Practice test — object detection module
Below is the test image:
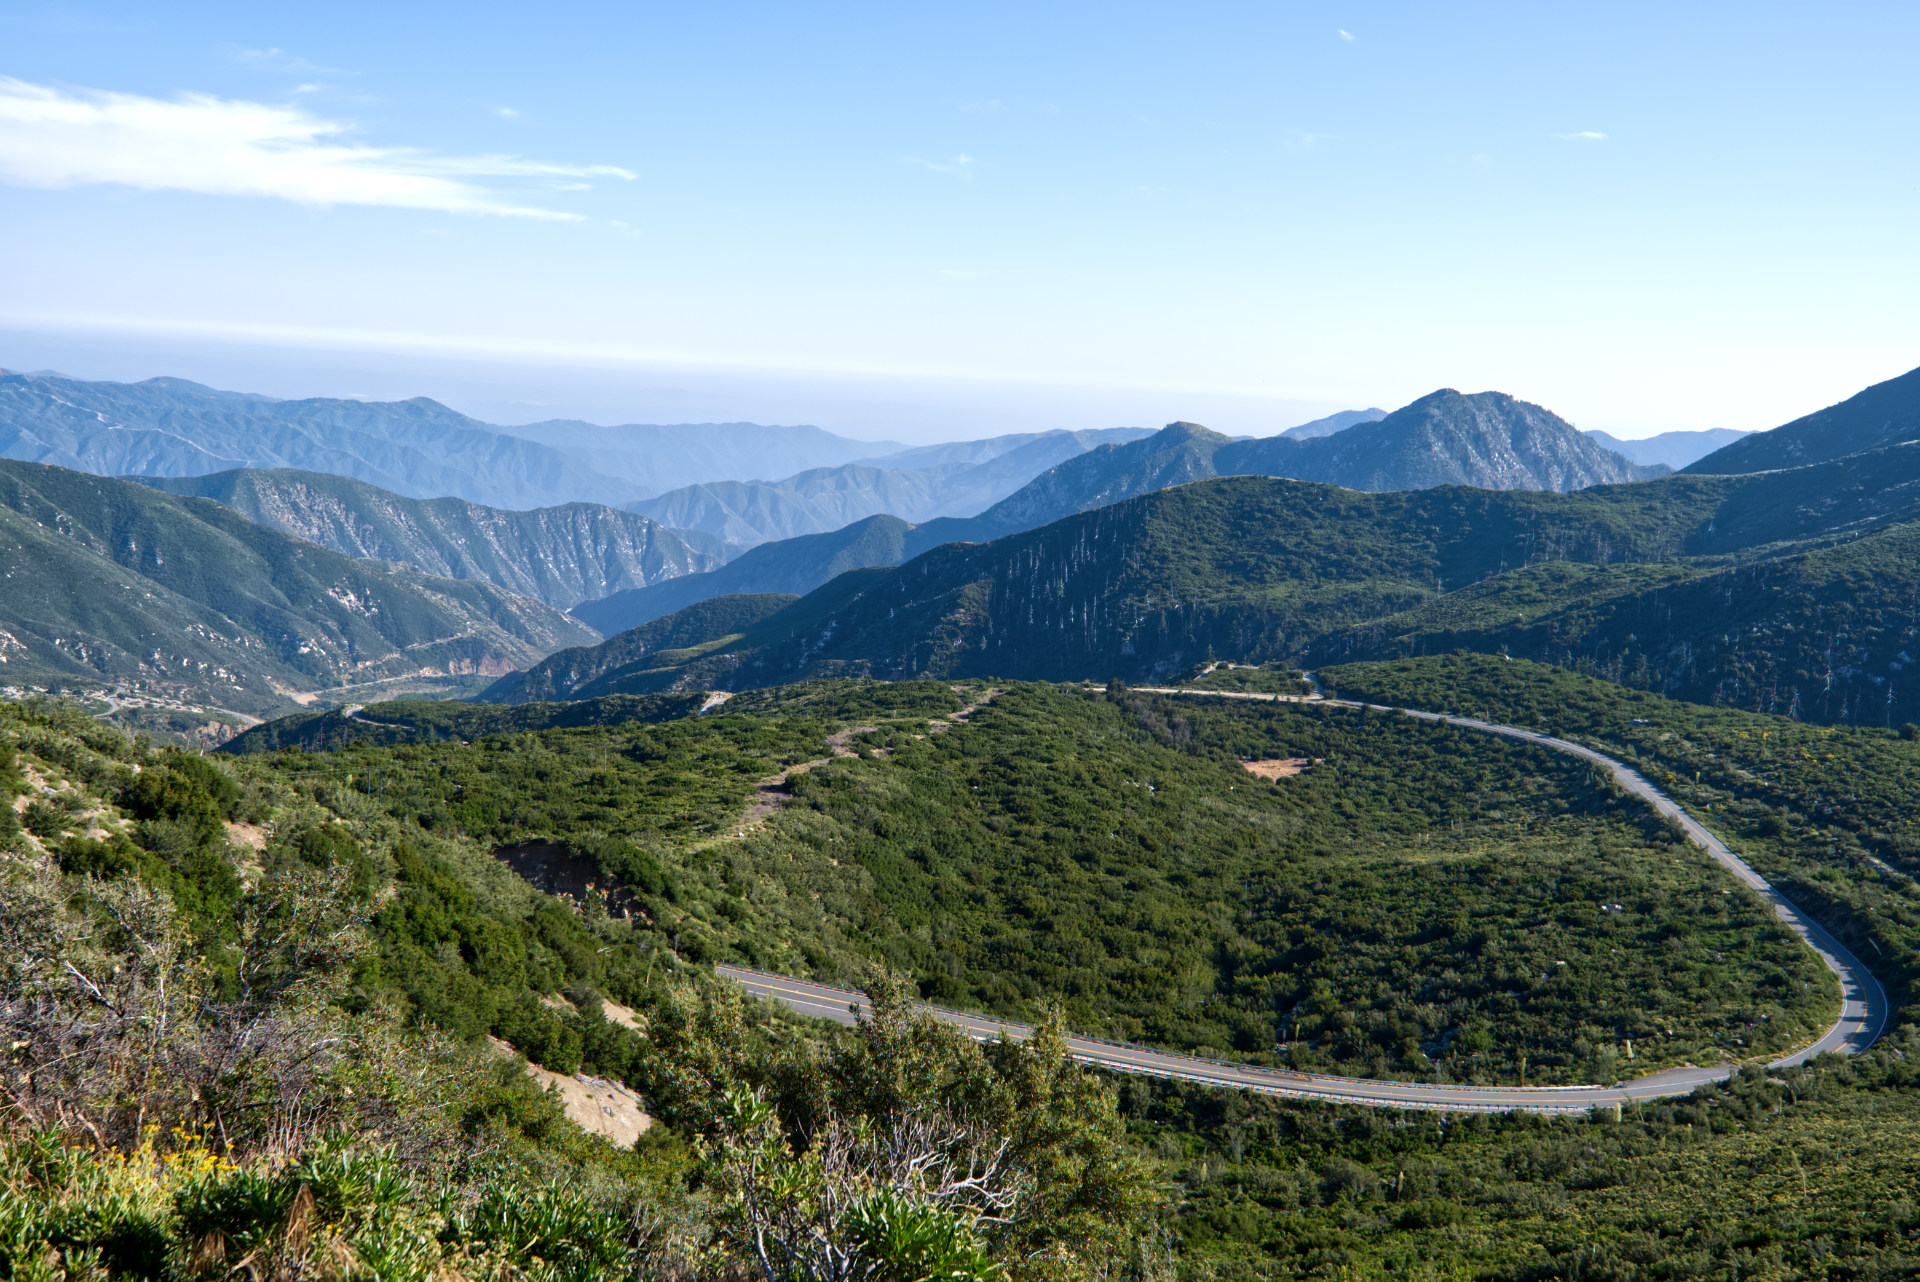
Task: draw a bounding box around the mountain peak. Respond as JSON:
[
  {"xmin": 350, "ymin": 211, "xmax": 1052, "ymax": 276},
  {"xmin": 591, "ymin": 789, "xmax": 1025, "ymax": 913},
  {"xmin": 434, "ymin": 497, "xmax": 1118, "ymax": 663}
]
[{"xmin": 1152, "ymin": 420, "xmax": 1228, "ymax": 443}]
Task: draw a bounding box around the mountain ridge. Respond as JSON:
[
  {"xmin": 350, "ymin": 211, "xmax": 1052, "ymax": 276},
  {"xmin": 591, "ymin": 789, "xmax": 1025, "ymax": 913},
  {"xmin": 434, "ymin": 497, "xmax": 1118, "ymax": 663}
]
[
  {"xmin": 0, "ymin": 370, "xmax": 903, "ymax": 509},
  {"xmin": 1685, "ymin": 363, "xmax": 1920, "ymax": 474},
  {"xmin": 494, "ymin": 442, "xmax": 1920, "ymax": 714},
  {"xmin": 131, "ymin": 467, "xmax": 722, "ymax": 609},
  {"xmin": 0, "ymin": 459, "xmax": 597, "ymax": 716}
]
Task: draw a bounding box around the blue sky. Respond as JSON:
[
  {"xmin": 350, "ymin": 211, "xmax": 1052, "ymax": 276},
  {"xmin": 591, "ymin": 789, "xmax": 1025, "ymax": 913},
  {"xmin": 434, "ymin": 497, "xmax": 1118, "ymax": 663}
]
[{"xmin": 1, "ymin": 1, "xmax": 1916, "ymax": 441}]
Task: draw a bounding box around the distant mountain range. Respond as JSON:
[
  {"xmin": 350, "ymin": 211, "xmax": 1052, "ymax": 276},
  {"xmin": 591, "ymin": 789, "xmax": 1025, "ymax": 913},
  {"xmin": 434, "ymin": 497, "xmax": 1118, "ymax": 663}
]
[
  {"xmin": 0, "ymin": 460, "xmax": 596, "ymax": 715},
  {"xmin": 1583, "ymin": 427, "xmax": 1750, "ymax": 469},
  {"xmin": 132, "ymin": 468, "xmax": 723, "ymax": 610},
  {"xmin": 0, "ymin": 370, "xmax": 897, "ymax": 509},
  {"xmin": 1279, "ymin": 408, "xmax": 1389, "ymax": 439},
  {"xmin": 24, "ymin": 355, "xmax": 1920, "ymax": 731},
  {"xmin": 624, "ymin": 428, "xmax": 1152, "ymax": 548},
  {"xmin": 570, "ymin": 389, "xmax": 1664, "ymax": 625}
]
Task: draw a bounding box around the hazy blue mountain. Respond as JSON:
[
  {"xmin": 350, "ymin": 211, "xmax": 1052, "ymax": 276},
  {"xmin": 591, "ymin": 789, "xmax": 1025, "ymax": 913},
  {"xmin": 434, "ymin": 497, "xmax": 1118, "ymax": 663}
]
[
  {"xmin": 0, "ymin": 460, "xmax": 597, "ymax": 714},
  {"xmin": 501, "ymin": 418, "xmax": 903, "ymax": 496},
  {"xmin": 0, "ymin": 371, "xmax": 622, "ymax": 508},
  {"xmin": 903, "ymin": 421, "xmax": 1230, "ymax": 556},
  {"xmin": 625, "ymin": 427, "xmax": 1154, "ymax": 547},
  {"xmin": 626, "ymin": 467, "xmax": 948, "ymax": 547},
  {"xmin": 0, "ymin": 369, "xmax": 905, "ymax": 509},
  {"xmin": 1584, "ymin": 427, "xmax": 1750, "ymax": 469},
  {"xmin": 1686, "ymin": 363, "xmax": 1920, "ymax": 474},
  {"xmin": 570, "ymin": 514, "xmax": 910, "ymax": 636},
  {"xmin": 1218, "ymin": 390, "xmax": 1662, "ymax": 493},
  {"xmin": 1278, "ymin": 407, "xmax": 1389, "ymax": 439},
  {"xmin": 132, "ymin": 468, "xmax": 722, "ymax": 609},
  {"xmin": 857, "ymin": 426, "xmax": 1152, "ymax": 470},
  {"xmin": 898, "ymin": 391, "xmax": 1654, "ymax": 560}
]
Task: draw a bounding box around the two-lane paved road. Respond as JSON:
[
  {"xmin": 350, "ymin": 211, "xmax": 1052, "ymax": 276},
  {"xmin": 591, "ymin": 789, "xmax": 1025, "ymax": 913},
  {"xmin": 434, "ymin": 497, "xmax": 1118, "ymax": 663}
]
[{"xmin": 722, "ymin": 685, "xmax": 1886, "ymax": 1112}]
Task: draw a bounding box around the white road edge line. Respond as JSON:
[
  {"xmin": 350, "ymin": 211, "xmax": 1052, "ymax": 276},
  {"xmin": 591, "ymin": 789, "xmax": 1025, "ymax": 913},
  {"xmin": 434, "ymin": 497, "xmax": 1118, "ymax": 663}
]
[{"xmin": 717, "ymin": 683, "xmax": 1888, "ymax": 1113}]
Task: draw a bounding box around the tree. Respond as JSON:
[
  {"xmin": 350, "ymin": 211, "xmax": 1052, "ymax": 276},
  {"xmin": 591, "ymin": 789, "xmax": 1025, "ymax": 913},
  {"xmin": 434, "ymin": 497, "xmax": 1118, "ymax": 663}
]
[{"xmin": 647, "ymin": 971, "xmax": 1155, "ymax": 1282}]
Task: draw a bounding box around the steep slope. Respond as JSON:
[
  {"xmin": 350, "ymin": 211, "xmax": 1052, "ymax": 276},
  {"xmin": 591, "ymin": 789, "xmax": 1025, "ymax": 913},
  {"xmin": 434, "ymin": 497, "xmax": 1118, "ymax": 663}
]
[
  {"xmin": 1313, "ymin": 515, "xmax": 1920, "ymax": 725},
  {"xmin": 1584, "ymin": 427, "xmax": 1750, "ymax": 469},
  {"xmin": 903, "ymin": 421, "xmax": 1233, "ymax": 556},
  {"xmin": 628, "ymin": 427, "xmax": 1151, "ymax": 547},
  {"xmin": 0, "ymin": 460, "xmax": 597, "ymax": 714},
  {"xmin": 1278, "ymin": 407, "xmax": 1389, "ymax": 439},
  {"xmin": 1686, "ymin": 364, "xmax": 1920, "ymax": 474},
  {"xmin": 1218, "ymin": 390, "xmax": 1660, "ymax": 492},
  {"xmin": 132, "ymin": 468, "xmax": 720, "ymax": 609},
  {"xmin": 570, "ymin": 515, "xmax": 910, "ymax": 635},
  {"xmin": 483, "ymin": 593, "xmax": 797, "ymax": 703}
]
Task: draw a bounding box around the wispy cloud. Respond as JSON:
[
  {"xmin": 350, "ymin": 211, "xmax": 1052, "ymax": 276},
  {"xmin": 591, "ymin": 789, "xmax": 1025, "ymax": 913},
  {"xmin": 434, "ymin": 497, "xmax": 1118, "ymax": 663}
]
[
  {"xmin": 495, "ymin": 106, "xmax": 521, "ymax": 119},
  {"xmin": 230, "ymin": 47, "xmax": 342, "ymax": 76},
  {"xmin": 1337, "ymin": 29, "xmax": 1355, "ymax": 41},
  {"xmin": 900, "ymin": 153, "xmax": 976, "ymax": 179},
  {"xmin": 1558, "ymin": 130, "xmax": 1607, "ymax": 141},
  {"xmin": 0, "ymin": 75, "xmax": 634, "ymax": 219}
]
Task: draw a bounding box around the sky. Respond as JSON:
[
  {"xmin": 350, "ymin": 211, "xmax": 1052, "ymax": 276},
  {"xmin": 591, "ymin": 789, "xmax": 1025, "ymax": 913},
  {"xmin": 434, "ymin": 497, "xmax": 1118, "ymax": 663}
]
[{"xmin": 0, "ymin": 1, "xmax": 1916, "ymax": 443}]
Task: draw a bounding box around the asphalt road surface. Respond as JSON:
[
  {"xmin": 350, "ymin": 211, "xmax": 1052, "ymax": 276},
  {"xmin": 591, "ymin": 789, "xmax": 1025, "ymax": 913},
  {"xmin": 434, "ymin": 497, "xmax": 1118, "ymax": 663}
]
[{"xmin": 719, "ymin": 685, "xmax": 1886, "ymax": 1113}]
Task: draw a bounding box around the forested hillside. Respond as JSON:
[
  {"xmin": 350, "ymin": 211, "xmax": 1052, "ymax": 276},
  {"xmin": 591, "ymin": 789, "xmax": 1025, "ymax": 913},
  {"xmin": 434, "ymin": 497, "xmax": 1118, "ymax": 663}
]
[
  {"xmin": 503, "ymin": 454, "xmax": 1920, "ymax": 714},
  {"xmin": 12, "ymin": 656, "xmax": 1920, "ymax": 1276},
  {"xmin": 0, "ymin": 460, "xmax": 597, "ymax": 718},
  {"xmin": 1315, "ymin": 517, "xmax": 1920, "ymax": 724}
]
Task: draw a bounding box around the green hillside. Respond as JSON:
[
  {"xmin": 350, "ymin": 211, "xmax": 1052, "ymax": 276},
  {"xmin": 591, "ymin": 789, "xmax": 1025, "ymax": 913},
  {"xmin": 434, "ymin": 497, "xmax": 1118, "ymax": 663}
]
[
  {"xmin": 0, "ymin": 460, "xmax": 597, "ymax": 719},
  {"xmin": 1316, "ymin": 517, "xmax": 1920, "ymax": 724},
  {"xmin": 16, "ymin": 658, "xmax": 1920, "ymax": 1277},
  {"xmin": 523, "ymin": 453, "xmax": 1920, "ymax": 714}
]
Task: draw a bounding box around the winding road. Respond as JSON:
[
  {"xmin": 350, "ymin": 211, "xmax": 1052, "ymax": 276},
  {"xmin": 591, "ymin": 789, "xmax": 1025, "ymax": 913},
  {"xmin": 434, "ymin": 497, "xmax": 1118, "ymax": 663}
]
[{"xmin": 720, "ymin": 682, "xmax": 1886, "ymax": 1114}]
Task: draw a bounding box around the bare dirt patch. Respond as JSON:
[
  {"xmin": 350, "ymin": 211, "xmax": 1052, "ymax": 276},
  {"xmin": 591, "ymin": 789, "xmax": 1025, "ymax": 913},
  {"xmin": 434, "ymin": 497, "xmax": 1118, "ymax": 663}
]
[
  {"xmin": 1241, "ymin": 757, "xmax": 1314, "ymax": 781},
  {"xmin": 224, "ymin": 821, "xmax": 269, "ymax": 851},
  {"xmin": 489, "ymin": 1038, "xmax": 652, "ymax": 1147}
]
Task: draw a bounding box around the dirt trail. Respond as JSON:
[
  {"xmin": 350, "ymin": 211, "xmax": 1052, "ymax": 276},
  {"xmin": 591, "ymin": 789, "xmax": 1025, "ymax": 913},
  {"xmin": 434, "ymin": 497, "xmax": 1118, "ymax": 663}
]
[
  {"xmin": 927, "ymin": 685, "xmax": 1002, "ymax": 733},
  {"xmin": 734, "ymin": 686, "xmax": 1002, "ymax": 832}
]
